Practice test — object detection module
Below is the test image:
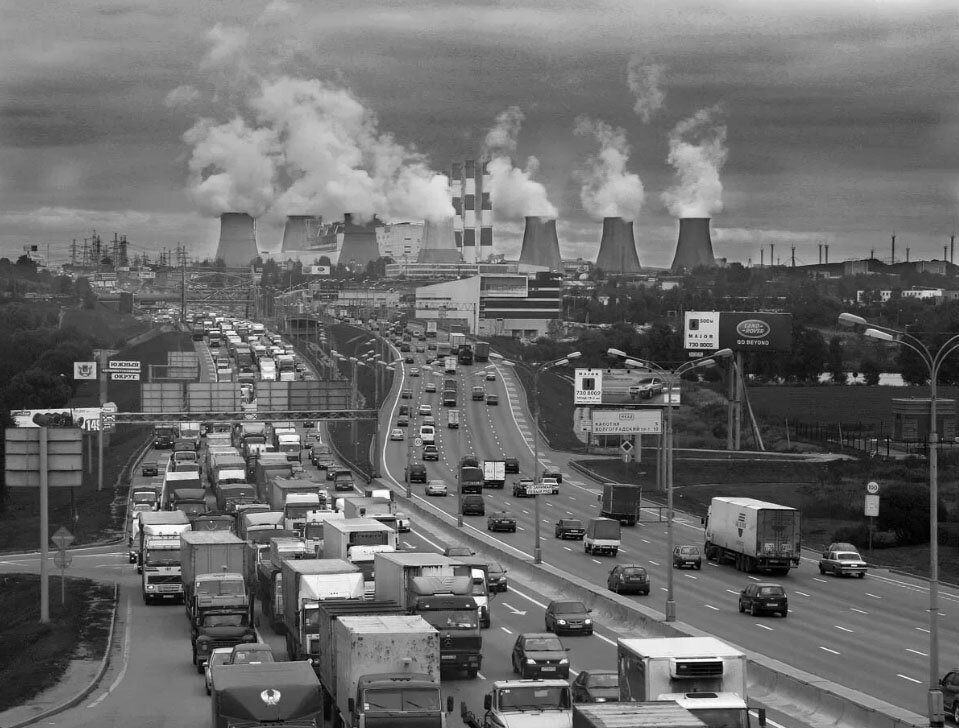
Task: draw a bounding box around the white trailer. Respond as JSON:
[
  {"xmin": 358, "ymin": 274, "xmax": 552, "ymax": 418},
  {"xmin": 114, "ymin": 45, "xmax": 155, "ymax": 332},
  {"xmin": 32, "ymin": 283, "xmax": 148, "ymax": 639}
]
[
  {"xmin": 704, "ymin": 497, "xmax": 801, "ymax": 574},
  {"xmin": 322, "ymin": 518, "xmax": 397, "ymax": 595}
]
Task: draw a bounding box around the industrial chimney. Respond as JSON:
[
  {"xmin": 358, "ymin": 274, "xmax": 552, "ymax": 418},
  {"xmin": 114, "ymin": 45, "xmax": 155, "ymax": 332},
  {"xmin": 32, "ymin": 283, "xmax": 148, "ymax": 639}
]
[
  {"xmin": 595, "ymin": 217, "xmax": 642, "ymax": 274},
  {"xmin": 336, "ymin": 213, "xmax": 382, "ymax": 269},
  {"xmin": 519, "ymin": 217, "xmax": 563, "ymax": 270},
  {"xmin": 214, "ymin": 213, "xmax": 258, "ymax": 267},
  {"xmin": 417, "ymin": 217, "xmax": 463, "ymax": 264},
  {"xmin": 281, "ymin": 215, "xmax": 322, "ymax": 252},
  {"xmin": 670, "ymin": 217, "xmax": 716, "ymax": 273}
]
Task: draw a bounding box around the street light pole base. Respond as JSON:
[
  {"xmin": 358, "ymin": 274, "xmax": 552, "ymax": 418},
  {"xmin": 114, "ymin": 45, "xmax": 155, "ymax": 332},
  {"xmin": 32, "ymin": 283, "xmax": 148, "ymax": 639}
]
[
  {"xmin": 929, "ymin": 689, "xmax": 944, "ymax": 727},
  {"xmin": 533, "ymin": 548, "xmax": 542, "ymax": 565},
  {"xmin": 457, "ymin": 517, "xmax": 463, "ymax": 528},
  {"xmin": 665, "ymin": 599, "xmax": 676, "ymax": 622}
]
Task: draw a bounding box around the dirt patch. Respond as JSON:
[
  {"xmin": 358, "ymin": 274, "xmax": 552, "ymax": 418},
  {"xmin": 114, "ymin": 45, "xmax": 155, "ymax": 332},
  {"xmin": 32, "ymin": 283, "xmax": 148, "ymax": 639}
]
[{"xmin": 0, "ymin": 575, "xmax": 114, "ymax": 712}]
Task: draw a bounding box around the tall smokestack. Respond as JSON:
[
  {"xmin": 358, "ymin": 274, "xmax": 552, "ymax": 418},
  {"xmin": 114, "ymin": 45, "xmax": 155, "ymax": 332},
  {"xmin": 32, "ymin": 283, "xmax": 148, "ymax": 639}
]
[
  {"xmin": 215, "ymin": 213, "xmax": 258, "ymax": 267},
  {"xmin": 891, "ymin": 233, "xmax": 896, "ymax": 264},
  {"xmin": 596, "ymin": 217, "xmax": 642, "ymax": 274},
  {"xmin": 462, "ymin": 160, "xmax": 477, "ymax": 264},
  {"xmin": 281, "ymin": 215, "xmax": 322, "ymax": 252},
  {"xmin": 417, "ymin": 217, "xmax": 463, "ymax": 264},
  {"xmin": 670, "ymin": 218, "xmax": 716, "ymax": 273},
  {"xmin": 519, "ymin": 217, "xmax": 562, "ymax": 270},
  {"xmin": 479, "ymin": 160, "xmax": 493, "ymax": 262},
  {"xmin": 451, "ymin": 162, "xmax": 463, "ymax": 252},
  {"xmin": 337, "ymin": 213, "xmax": 381, "ymax": 268}
]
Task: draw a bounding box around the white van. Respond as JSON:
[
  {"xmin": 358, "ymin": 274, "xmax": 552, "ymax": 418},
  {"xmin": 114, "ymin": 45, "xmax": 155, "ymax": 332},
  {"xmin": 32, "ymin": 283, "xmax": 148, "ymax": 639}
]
[{"xmin": 419, "ymin": 425, "xmax": 436, "ymax": 444}]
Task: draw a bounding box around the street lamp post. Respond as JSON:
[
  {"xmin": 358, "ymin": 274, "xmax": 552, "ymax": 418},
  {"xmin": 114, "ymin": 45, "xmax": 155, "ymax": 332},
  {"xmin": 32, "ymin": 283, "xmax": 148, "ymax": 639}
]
[
  {"xmin": 607, "ymin": 347, "xmax": 732, "ymax": 622},
  {"xmin": 839, "ymin": 312, "xmax": 953, "ymax": 728}
]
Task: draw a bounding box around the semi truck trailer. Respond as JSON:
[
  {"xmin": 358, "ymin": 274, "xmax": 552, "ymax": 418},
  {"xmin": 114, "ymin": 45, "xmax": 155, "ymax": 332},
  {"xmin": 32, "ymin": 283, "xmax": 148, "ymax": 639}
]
[{"xmin": 704, "ymin": 497, "xmax": 801, "ymax": 574}]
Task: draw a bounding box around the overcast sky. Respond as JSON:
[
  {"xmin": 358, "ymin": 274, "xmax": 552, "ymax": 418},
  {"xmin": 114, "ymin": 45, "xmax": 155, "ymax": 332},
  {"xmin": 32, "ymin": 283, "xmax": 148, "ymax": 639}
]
[{"xmin": 1, "ymin": 0, "xmax": 957, "ymax": 268}]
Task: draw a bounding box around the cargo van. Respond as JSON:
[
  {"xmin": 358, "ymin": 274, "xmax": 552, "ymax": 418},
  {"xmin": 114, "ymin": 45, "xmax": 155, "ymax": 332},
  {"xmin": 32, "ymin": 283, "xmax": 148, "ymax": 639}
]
[
  {"xmin": 419, "ymin": 425, "xmax": 436, "ymax": 444},
  {"xmin": 585, "ymin": 517, "xmax": 621, "ymax": 556},
  {"xmin": 448, "ymin": 410, "xmax": 460, "ymax": 429}
]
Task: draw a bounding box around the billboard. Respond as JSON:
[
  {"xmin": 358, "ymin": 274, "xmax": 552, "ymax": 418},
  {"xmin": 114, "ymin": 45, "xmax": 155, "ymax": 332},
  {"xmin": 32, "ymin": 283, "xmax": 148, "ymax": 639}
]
[
  {"xmin": 308, "ymin": 265, "xmax": 331, "ymax": 276},
  {"xmin": 587, "ymin": 409, "xmax": 662, "ymax": 435},
  {"xmin": 684, "ymin": 311, "xmax": 792, "ymax": 353},
  {"xmin": 11, "ymin": 408, "xmax": 105, "ymax": 431},
  {"xmin": 574, "ymin": 369, "xmax": 679, "ymax": 407}
]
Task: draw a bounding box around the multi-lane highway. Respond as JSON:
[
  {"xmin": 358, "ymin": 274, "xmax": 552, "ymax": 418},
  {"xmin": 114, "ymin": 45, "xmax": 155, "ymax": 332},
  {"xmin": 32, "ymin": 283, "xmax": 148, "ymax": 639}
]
[{"xmin": 374, "ymin": 328, "xmax": 957, "ymax": 721}]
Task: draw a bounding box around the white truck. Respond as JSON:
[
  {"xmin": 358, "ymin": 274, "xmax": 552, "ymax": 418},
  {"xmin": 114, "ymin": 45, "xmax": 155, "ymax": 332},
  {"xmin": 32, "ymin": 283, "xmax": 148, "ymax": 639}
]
[
  {"xmin": 138, "ymin": 510, "xmax": 192, "ymax": 603},
  {"xmin": 704, "ymin": 497, "xmax": 802, "ymax": 575},
  {"xmin": 258, "ymin": 356, "xmax": 277, "ymax": 381},
  {"xmin": 273, "ymin": 426, "xmax": 302, "ymax": 462},
  {"xmin": 462, "ymin": 679, "xmax": 573, "ymax": 728},
  {"xmin": 584, "ymin": 517, "xmax": 621, "ymax": 556},
  {"xmin": 160, "ymin": 469, "xmax": 203, "ymax": 511},
  {"xmin": 572, "ymin": 703, "xmax": 708, "ymax": 728},
  {"xmin": 283, "ymin": 493, "xmax": 325, "ymax": 536},
  {"xmin": 342, "ymin": 496, "xmax": 399, "ymax": 531},
  {"xmin": 618, "ymin": 637, "xmax": 761, "ymax": 728},
  {"xmin": 325, "ymin": 615, "xmax": 451, "ymax": 728},
  {"xmin": 303, "ymin": 509, "xmax": 345, "ymax": 556},
  {"xmin": 444, "ymin": 356, "xmax": 457, "ymax": 374},
  {"xmin": 482, "ymin": 461, "xmax": 506, "ymax": 489},
  {"xmin": 281, "ymin": 559, "xmax": 364, "ymax": 661},
  {"xmin": 322, "ymin": 518, "xmax": 397, "ymax": 596}
]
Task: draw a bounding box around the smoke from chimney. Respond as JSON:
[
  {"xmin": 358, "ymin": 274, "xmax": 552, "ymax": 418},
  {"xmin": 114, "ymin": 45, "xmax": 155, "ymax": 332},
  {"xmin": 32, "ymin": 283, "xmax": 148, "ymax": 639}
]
[
  {"xmin": 661, "ymin": 104, "xmax": 727, "ymax": 218},
  {"xmin": 215, "ymin": 213, "xmax": 259, "ymax": 267},
  {"xmin": 574, "ymin": 117, "xmax": 644, "ymax": 221},
  {"xmin": 519, "ymin": 216, "xmax": 563, "ymax": 270},
  {"xmin": 626, "ymin": 55, "xmax": 666, "ymax": 123},
  {"xmin": 596, "ymin": 217, "xmax": 641, "ymax": 274},
  {"xmin": 483, "ymin": 107, "xmax": 557, "ymax": 219}
]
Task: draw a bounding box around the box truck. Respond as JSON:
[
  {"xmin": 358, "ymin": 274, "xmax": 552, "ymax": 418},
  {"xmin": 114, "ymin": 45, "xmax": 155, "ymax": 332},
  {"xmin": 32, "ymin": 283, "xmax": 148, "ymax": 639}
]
[
  {"xmin": 138, "ymin": 510, "xmax": 192, "ymax": 603},
  {"xmin": 704, "ymin": 497, "xmax": 801, "ymax": 574},
  {"xmin": 281, "ymin": 559, "xmax": 364, "ymax": 660},
  {"xmin": 599, "ymin": 483, "xmax": 642, "ymax": 526}
]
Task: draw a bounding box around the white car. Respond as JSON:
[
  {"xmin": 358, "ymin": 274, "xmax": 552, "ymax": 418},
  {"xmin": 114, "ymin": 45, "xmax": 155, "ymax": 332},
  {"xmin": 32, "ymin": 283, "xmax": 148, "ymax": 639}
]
[
  {"xmin": 390, "ymin": 428, "xmax": 405, "ymax": 441},
  {"xmin": 425, "ymin": 382, "xmax": 437, "ymax": 393},
  {"xmin": 425, "ymin": 480, "xmax": 448, "ymax": 496},
  {"xmin": 418, "ymin": 404, "xmax": 432, "ymax": 416},
  {"xmin": 410, "ymin": 367, "xmax": 421, "ymax": 377},
  {"xmin": 204, "ymin": 647, "xmax": 233, "ymax": 695},
  {"xmin": 486, "ymin": 371, "xmax": 496, "ymax": 381}
]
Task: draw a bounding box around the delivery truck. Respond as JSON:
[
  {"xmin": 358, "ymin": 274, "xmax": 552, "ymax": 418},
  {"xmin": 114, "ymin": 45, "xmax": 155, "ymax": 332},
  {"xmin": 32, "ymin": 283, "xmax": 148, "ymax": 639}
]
[
  {"xmin": 322, "ymin": 518, "xmax": 396, "ymax": 596},
  {"xmin": 138, "ymin": 510, "xmax": 192, "ymax": 603},
  {"xmin": 584, "ymin": 517, "xmax": 621, "ymax": 556},
  {"xmin": 324, "ymin": 615, "xmax": 451, "ymax": 728},
  {"xmin": 482, "ymin": 461, "xmax": 506, "ymax": 489},
  {"xmin": 473, "ymin": 341, "xmax": 490, "ymax": 363},
  {"xmin": 281, "ymin": 559, "xmax": 364, "ymax": 660},
  {"xmin": 462, "ymin": 679, "xmax": 572, "ymax": 728},
  {"xmin": 342, "ymin": 496, "xmax": 398, "ymax": 530},
  {"xmin": 618, "ymin": 637, "xmax": 760, "ymax": 728},
  {"xmin": 180, "ymin": 531, "xmax": 249, "ymax": 622},
  {"xmin": 160, "ymin": 470, "xmax": 203, "ymax": 510},
  {"xmin": 704, "ymin": 497, "xmax": 801, "ymax": 575},
  {"xmin": 210, "ymin": 662, "xmax": 322, "ymax": 728},
  {"xmin": 599, "ymin": 483, "xmax": 642, "ymax": 526}
]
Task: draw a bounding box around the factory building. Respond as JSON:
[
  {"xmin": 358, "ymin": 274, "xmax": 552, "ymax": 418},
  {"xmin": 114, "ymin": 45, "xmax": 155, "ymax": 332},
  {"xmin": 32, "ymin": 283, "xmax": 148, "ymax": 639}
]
[
  {"xmin": 376, "ymin": 222, "xmax": 424, "ymax": 261},
  {"xmin": 414, "ymin": 271, "xmax": 561, "ymax": 339}
]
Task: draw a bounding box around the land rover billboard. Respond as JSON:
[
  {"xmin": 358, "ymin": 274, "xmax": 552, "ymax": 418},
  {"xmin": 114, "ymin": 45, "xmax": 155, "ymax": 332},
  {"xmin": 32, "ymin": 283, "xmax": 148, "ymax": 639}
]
[{"xmin": 684, "ymin": 311, "xmax": 792, "ymax": 353}]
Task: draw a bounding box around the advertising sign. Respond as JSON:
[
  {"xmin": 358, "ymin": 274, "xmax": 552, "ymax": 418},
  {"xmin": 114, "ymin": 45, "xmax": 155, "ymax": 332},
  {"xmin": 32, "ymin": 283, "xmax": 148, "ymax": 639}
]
[
  {"xmin": 308, "ymin": 265, "xmax": 331, "ymax": 276},
  {"xmin": 12, "ymin": 408, "xmax": 105, "ymax": 431},
  {"xmin": 574, "ymin": 368, "xmax": 679, "ymax": 407},
  {"xmin": 589, "ymin": 409, "xmax": 662, "ymax": 435},
  {"xmin": 684, "ymin": 311, "xmax": 793, "ymax": 353}
]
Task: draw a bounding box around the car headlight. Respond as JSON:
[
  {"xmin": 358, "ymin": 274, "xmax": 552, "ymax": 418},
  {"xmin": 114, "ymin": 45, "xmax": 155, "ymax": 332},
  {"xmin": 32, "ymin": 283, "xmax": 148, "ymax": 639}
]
[
  {"xmin": 594, "ymin": 698, "xmax": 607, "ymax": 703},
  {"xmin": 584, "ymin": 618, "xmax": 592, "ymax": 625},
  {"xmin": 146, "ymin": 584, "xmax": 156, "ymax": 591},
  {"xmin": 557, "ymin": 619, "xmax": 567, "ymax": 625},
  {"xmin": 196, "ymin": 636, "xmax": 210, "ymax": 645},
  {"xmin": 526, "ymin": 657, "xmax": 536, "ymax": 664},
  {"xmin": 559, "ymin": 658, "xmax": 569, "ymax": 665}
]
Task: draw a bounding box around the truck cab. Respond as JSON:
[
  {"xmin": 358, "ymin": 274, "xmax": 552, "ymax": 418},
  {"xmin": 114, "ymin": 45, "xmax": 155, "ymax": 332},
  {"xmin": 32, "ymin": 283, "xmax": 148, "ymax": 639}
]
[{"xmin": 462, "ymin": 679, "xmax": 573, "ymax": 728}]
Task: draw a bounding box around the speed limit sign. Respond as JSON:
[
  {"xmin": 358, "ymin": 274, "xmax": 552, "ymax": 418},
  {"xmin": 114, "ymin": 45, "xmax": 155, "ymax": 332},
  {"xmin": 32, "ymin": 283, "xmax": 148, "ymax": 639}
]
[
  {"xmin": 866, "ymin": 481, "xmax": 880, "ymax": 494},
  {"xmin": 414, "ymin": 437, "xmax": 423, "ymax": 447}
]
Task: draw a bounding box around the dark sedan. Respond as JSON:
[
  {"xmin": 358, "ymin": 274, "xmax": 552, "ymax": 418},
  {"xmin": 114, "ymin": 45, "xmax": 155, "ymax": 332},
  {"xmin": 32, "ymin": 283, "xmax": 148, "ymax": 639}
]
[
  {"xmin": 738, "ymin": 582, "xmax": 788, "ymax": 617},
  {"xmin": 544, "ymin": 600, "xmax": 593, "ymax": 635},
  {"xmin": 571, "ymin": 669, "xmax": 620, "ymax": 703}
]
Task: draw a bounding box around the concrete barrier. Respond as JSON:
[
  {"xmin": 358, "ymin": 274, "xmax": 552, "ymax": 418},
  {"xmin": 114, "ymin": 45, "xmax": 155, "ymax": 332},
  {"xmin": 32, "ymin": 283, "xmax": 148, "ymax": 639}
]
[{"xmin": 379, "ymin": 476, "xmax": 926, "ymax": 728}]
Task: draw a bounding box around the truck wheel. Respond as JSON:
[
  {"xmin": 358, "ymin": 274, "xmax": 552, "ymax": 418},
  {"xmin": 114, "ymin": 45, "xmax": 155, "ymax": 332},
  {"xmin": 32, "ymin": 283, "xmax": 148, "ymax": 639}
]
[
  {"xmin": 584, "ymin": 543, "xmax": 591, "ymax": 554},
  {"xmin": 611, "ymin": 549, "xmax": 618, "ymax": 557},
  {"xmin": 467, "ymin": 668, "xmax": 478, "ymax": 678}
]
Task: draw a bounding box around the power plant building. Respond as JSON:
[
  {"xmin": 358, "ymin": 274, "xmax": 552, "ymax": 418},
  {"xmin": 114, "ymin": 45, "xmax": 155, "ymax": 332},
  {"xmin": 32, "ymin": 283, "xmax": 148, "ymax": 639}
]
[
  {"xmin": 376, "ymin": 222, "xmax": 424, "ymax": 261},
  {"xmin": 519, "ymin": 216, "xmax": 563, "ymax": 271},
  {"xmin": 595, "ymin": 217, "xmax": 642, "ymax": 274},
  {"xmin": 670, "ymin": 217, "xmax": 717, "ymax": 273},
  {"xmin": 215, "ymin": 213, "xmax": 259, "ymax": 268},
  {"xmin": 451, "ymin": 159, "xmax": 494, "ymax": 264},
  {"xmin": 414, "ymin": 271, "xmax": 561, "ymax": 338}
]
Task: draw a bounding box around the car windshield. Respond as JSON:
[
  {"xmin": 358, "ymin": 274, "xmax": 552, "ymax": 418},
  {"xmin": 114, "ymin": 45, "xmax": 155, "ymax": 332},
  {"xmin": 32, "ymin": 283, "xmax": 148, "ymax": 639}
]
[
  {"xmin": 524, "ymin": 637, "xmax": 564, "ymax": 651},
  {"xmin": 232, "ymin": 650, "xmax": 274, "ymax": 664},
  {"xmin": 564, "ymin": 521, "xmax": 583, "ymax": 528},
  {"xmin": 757, "ymin": 586, "xmax": 784, "ymax": 596},
  {"xmin": 209, "ymin": 652, "xmax": 232, "ymax": 667},
  {"xmin": 201, "ymin": 613, "xmax": 248, "ymax": 628},
  {"xmin": 498, "ymin": 686, "xmax": 570, "ymax": 711},
  {"xmin": 554, "ymin": 602, "xmax": 587, "ymax": 614},
  {"xmin": 364, "ymin": 687, "xmax": 440, "ymax": 712},
  {"xmin": 679, "ymin": 546, "xmax": 700, "ymax": 555},
  {"xmin": 421, "ymin": 610, "xmax": 477, "ymax": 630},
  {"xmin": 587, "ymin": 673, "xmax": 619, "ymax": 688},
  {"xmin": 488, "ymin": 563, "xmax": 504, "ymax": 575}
]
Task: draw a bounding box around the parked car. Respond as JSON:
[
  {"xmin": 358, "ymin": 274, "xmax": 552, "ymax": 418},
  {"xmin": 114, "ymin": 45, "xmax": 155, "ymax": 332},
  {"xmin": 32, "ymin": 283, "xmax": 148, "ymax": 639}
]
[
  {"xmin": 672, "ymin": 544, "xmax": 703, "ymax": 570},
  {"xmin": 571, "ymin": 669, "xmax": 620, "ymax": 703},
  {"xmin": 607, "ymin": 564, "xmax": 650, "ymax": 595},
  {"xmin": 544, "ymin": 600, "xmax": 593, "ymax": 635},
  {"xmin": 390, "ymin": 428, "xmax": 405, "ymax": 441},
  {"xmin": 203, "ymin": 647, "xmax": 233, "ymax": 695},
  {"xmin": 425, "ymin": 480, "xmax": 448, "ymax": 497},
  {"xmin": 818, "ymin": 547, "xmax": 867, "ymax": 578},
  {"xmin": 738, "ymin": 582, "xmax": 789, "ymax": 617},
  {"xmin": 555, "ymin": 518, "xmax": 586, "ymax": 540},
  {"xmin": 511, "ymin": 633, "xmax": 570, "ymax": 679},
  {"xmin": 487, "ymin": 561, "xmax": 508, "ymax": 592},
  {"xmin": 487, "ymin": 511, "xmax": 517, "ymax": 533}
]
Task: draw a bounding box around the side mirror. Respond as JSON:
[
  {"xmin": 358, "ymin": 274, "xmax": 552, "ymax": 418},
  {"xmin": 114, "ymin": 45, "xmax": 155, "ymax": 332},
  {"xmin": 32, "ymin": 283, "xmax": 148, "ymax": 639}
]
[
  {"xmin": 447, "ymin": 696, "xmax": 454, "ymax": 713},
  {"xmin": 484, "ymin": 694, "xmax": 492, "ymax": 711}
]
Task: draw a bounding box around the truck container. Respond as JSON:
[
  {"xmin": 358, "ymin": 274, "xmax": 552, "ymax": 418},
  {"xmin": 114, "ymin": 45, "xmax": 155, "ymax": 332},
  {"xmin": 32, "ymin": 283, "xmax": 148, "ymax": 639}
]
[
  {"xmin": 160, "ymin": 470, "xmax": 203, "ymax": 510},
  {"xmin": 252, "ymin": 454, "xmax": 296, "ymax": 501},
  {"xmin": 268, "ymin": 476, "xmax": 321, "ymax": 512},
  {"xmin": 180, "ymin": 531, "xmax": 248, "ymax": 620},
  {"xmin": 322, "ymin": 518, "xmax": 397, "ymax": 595},
  {"xmin": 704, "ymin": 497, "xmax": 801, "ymax": 575},
  {"xmin": 482, "ymin": 461, "xmax": 506, "ymax": 489},
  {"xmin": 374, "ymin": 552, "xmax": 481, "ymax": 677},
  {"xmin": 618, "ymin": 637, "xmax": 757, "ymax": 728},
  {"xmin": 585, "ymin": 518, "xmax": 621, "ymax": 556},
  {"xmin": 573, "ymin": 702, "xmax": 708, "ymax": 728},
  {"xmin": 342, "ymin": 497, "xmax": 398, "ymax": 530},
  {"xmin": 600, "ymin": 484, "xmax": 642, "ymax": 526},
  {"xmin": 311, "ymin": 598, "xmax": 404, "ymax": 677},
  {"xmin": 256, "ymin": 536, "xmax": 311, "ymax": 632},
  {"xmin": 138, "ymin": 510, "xmax": 192, "ymax": 603},
  {"xmin": 450, "ymin": 332, "xmax": 466, "ymax": 350},
  {"xmin": 238, "ymin": 510, "xmax": 284, "ymax": 541},
  {"xmin": 281, "ymin": 559, "xmax": 364, "ymax": 659},
  {"xmin": 473, "ymin": 341, "xmax": 490, "ymax": 363},
  {"xmin": 457, "ymin": 344, "xmax": 474, "ymax": 365},
  {"xmin": 329, "ymin": 615, "xmax": 448, "ymax": 728},
  {"xmin": 179, "ymin": 421, "xmax": 202, "ymax": 450},
  {"xmin": 459, "ymin": 465, "xmax": 484, "ymax": 495},
  {"xmin": 448, "ymin": 409, "xmax": 460, "ymax": 428},
  {"xmin": 444, "ymin": 356, "xmax": 457, "ymax": 374},
  {"xmin": 302, "ymin": 509, "xmax": 344, "ymax": 556},
  {"xmin": 283, "ymin": 493, "xmax": 325, "ymax": 535},
  {"xmin": 210, "ymin": 661, "xmax": 322, "ymax": 728}
]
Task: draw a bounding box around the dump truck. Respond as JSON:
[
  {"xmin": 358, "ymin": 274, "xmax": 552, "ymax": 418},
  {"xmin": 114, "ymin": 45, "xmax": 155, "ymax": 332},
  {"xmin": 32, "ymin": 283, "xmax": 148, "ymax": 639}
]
[
  {"xmin": 462, "ymin": 679, "xmax": 573, "ymax": 728},
  {"xmin": 281, "ymin": 559, "xmax": 364, "ymax": 660},
  {"xmin": 138, "ymin": 510, "xmax": 192, "ymax": 603},
  {"xmin": 599, "ymin": 483, "xmax": 642, "ymax": 526},
  {"xmin": 482, "ymin": 461, "xmax": 506, "ymax": 489},
  {"xmin": 322, "ymin": 615, "xmax": 451, "ymax": 728},
  {"xmin": 704, "ymin": 497, "xmax": 802, "ymax": 575},
  {"xmin": 322, "ymin": 517, "xmax": 397, "ymax": 596},
  {"xmin": 572, "ymin": 702, "xmax": 708, "ymax": 728},
  {"xmin": 342, "ymin": 496, "xmax": 398, "ymax": 530},
  {"xmin": 618, "ymin": 637, "xmax": 760, "ymax": 728},
  {"xmin": 584, "ymin": 517, "xmax": 621, "ymax": 556},
  {"xmin": 374, "ymin": 552, "xmax": 482, "ymax": 677},
  {"xmin": 210, "ymin": 661, "xmax": 322, "ymax": 728}
]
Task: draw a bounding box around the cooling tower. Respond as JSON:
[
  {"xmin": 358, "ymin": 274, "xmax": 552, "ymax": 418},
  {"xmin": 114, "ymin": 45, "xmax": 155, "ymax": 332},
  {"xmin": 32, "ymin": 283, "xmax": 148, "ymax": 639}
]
[
  {"xmin": 281, "ymin": 215, "xmax": 322, "ymax": 252},
  {"xmin": 214, "ymin": 213, "xmax": 258, "ymax": 267},
  {"xmin": 417, "ymin": 217, "xmax": 463, "ymax": 264},
  {"xmin": 595, "ymin": 217, "xmax": 642, "ymax": 274},
  {"xmin": 337, "ymin": 213, "xmax": 381, "ymax": 268},
  {"xmin": 670, "ymin": 217, "xmax": 716, "ymax": 273},
  {"xmin": 519, "ymin": 216, "xmax": 563, "ymax": 270}
]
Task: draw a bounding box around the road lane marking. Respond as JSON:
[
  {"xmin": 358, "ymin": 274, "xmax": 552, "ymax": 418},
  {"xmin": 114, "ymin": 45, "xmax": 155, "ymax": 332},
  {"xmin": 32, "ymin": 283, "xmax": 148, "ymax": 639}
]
[
  {"xmin": 865, "ymin": 593, "xmax": 882, "ymax": 599},
  {"xmin": 819, "ymin": 646, "xmax": 841, "ymax": 655},
  {"xmin": 794, "ymin": 591, "xmax": 810, "ymax": 597},
  {"xmin": 476, "ymin": 671, "xmax": 487, "ymax": 680},
  {"xmin": 501, "ymin": 627, "xmax": 513, "ymax": 634},
  {"xmin": 591, "ymin": 559, "xmax": 601, "ymax": 564},
  {"xmin": 756, "ymin": 624, "xmax": 774, "ymax": 631},
  {"xmin": 898, "ymin": 674, "xmax": 922, "ymax": 683},
  {"xmin": 906, "ymin": 648, "xmax": 927, "ymax": 656},
  {"xmin": 850, "ymin": 608, "xmax": 868, "ymax": 614},
  {"xmin": 834, "ymin": 625, "xmax": 853, "ymax": 633},
  {"xmin": 87, "ymin": 593, "xmax": 132, "ymax": 708},
  {"xmin": 705, "ymin": 604, "xmax": 720, "ymax": 611}
]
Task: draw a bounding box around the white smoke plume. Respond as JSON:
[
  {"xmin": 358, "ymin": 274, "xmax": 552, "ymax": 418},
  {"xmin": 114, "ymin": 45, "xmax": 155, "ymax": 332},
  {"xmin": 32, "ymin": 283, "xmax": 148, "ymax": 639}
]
[
  {"xmin": 201, "ymin": 24, "xmax": 249, "ymax": 70},
  {"xmin": 483, "ymin": 107, "xmax": 557, "ymax": 220},
  {"xmin": 661, "ymin": 104, "xmax": 728, "ymax": 218},
  {"xmin": 180, "ymin": 26, "xmax": 453, "ymax": 223},
  {"xmin": 574, "ymin": 116, "xmax": 644, "ymax": 221},
  {"xmin": 164, "ymin": 85, "xmax": 200, "ymax": 108},
  {"xmin": 626, "ymin": 56, "xmax": 666, "ymax": 123}
]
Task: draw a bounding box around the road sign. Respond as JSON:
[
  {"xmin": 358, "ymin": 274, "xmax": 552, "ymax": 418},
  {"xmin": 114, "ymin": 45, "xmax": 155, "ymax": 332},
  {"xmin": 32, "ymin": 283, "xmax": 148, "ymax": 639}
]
[
  {"xmin": 111, "ymin": 372, "xmax": 140, "ymax": 381},
  {"xmin": 414, "ymin": 437, "xmax": 423, "ymax": 447},
  {"xmin": 620, "ymin": 440, "xmax": 633, "ymax": 454},
  {"xmin": 866, "ymin": 481, "xmax": 880, "ymax": 495},
  {"xmin": 53, "ymin": 551, "xmax": 73, "ymax": 568},
  {"xmin": 591, "ymin": 409, "xmax": 661, "ymax": 435},
  {"xmin": 108, "ymin": 360, "xmax": 141, "ymax": 371},
  {"xmin": 51, "ymin": 526, "xmax": 75, "ymax": 549},
  {"xmin": 524, "ymin": 484, "xmax": 555, "ymax": 495},
  {"xmin": 864, "ymin": 494, "xmax": 880, "ymax": 517}
]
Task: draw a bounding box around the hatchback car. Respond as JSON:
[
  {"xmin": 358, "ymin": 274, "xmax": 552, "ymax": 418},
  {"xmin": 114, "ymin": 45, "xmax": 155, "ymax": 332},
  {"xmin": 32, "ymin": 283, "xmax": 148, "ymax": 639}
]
[
  {"xmin": 486, "ymin": 394, "xmax": 499, "ymax": 406},
  {"xmin": 407, "ymin": 463, "xmax": 427, "ymax": 483},
  {"xmin": 397, "ymin": 415, "xmax": 410, "ymax": 427},
  {"xmin": 607, "ymin": 564, "xmax": 650, "ymax": 595},
  {"xmin": 672, "ymin": 544, "xmax": 703, "ymax": 570},
  {"xmin": 504, "ymin": 457, "xmax": 520, "ymax": 474},
  {"xmin": 485, "ymin": 371, "xmax": 496, "ymax": 381},
  {"xmin": 818, "ymin": 548, "xmax": 867, "ymax": 578},
  {"xmin": 738, "ymin": 582, "xmax": 788, "ymax": 617},
  {"xmin": 203, "ymin": 647, "xmax": 233, "ymax": 695},
  {"xmin": 545, "ymin": 600, "xmax": 593, "ymax": 635},
  {"xmin": 511, "ymin": 633, "xmax": 570, "ymax": 679},
  {"xmin": 487, "ymin": 561, "xmax": 508, "ymax": 592},
  {"xmin": 390, "ymin": 428, "xmax": 405, "ymax": 441},
  {"xmin": 425, "ymin": 480, "xmax": 448, "ymax": 496},
  {"xmin": 571, "ymin": 669, "xmax": 620, "ymax": 703}
]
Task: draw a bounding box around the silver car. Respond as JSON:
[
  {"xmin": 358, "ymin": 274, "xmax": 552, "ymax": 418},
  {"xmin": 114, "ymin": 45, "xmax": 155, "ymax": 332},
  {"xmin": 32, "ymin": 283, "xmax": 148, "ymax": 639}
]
[
  {"xmin": 425, "ymin": 480, "xmax": 448, "ymax": 496},
  {"xmin": 818, "ymin": 549, "xmax": 867, "ymax": 578},
  {"xmin": 203, "ymin": 647, "xmax": 233, "ymax": 695}
]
